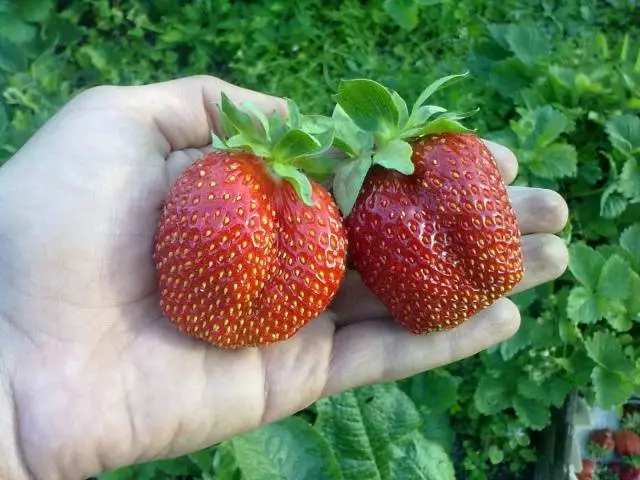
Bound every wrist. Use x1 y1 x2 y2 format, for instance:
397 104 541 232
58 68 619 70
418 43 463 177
0 364 33 480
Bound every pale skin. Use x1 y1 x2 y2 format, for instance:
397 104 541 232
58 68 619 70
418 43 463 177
0 76 569 480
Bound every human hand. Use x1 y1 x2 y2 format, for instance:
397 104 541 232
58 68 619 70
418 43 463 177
0 76 568 480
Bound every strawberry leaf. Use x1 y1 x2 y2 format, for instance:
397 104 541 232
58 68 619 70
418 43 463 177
584 331 634 374
315 383 453 479
626 272 640 319
332 104 374 156
399 370 461 414
411 72 468 113
216 417 343 480
620 223 640 261
272 129 322 162
417 112 474 137
568 243 605 290
241 100 272 140
292 156 339 182
600 183 628 218
372 138 414 175
499 315 535 360
335 78 399 134
383 0 419 31
620 157 640 199
475 376 511 415
406 105 447 132
601 299 632 332
268 110 288 145
529 143 577 179
567 286 599 324
592 367 634 409
512 396 550 430
271 163 314 206
605 114 640 156
301 115 336 152
333 155 373 216
521 106 569 150
225 134 271 158
220 92 267 145
504 24 549 66
391 90 409 128
211 131 228 150
389 432 455 480
597 254 631 301
285 98 302 129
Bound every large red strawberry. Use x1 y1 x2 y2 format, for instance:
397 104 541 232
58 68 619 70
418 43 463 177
577 459 594 480
331 74 524 333
615 430 640 457
154 95 346 348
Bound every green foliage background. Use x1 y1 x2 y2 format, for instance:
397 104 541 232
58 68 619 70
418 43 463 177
1 0 639 478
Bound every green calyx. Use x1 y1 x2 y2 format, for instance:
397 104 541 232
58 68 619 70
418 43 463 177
331 72 478 217
211 93 336 206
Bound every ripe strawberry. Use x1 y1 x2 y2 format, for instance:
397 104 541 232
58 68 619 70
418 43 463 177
154 95 346 348
577 459 594 480
331 74 524 333
615 430 640 457
589 429 615 459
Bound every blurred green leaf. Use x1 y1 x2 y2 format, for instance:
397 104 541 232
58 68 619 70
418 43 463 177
474 376 511 415
529 143 577 179
567 286 599 324
0 38 28 72
521 106 569 150
597 254 631 301
568 243 605 290
315 383 422 479
389 431 455 480
217 417 342 480
383 0 419 30
488 445 504 464
401 371 461 414
0 13 36 43
606 114 640 156
512 396 550 430
15 0 54 22
592 366 634 409
620 157 640 199
0 103 7 134
504 24 550 66
600 185 628 218
499 316 535 360
584 331 634 374
97 467 135 480
419 412 455 452
189 448 215 473
620 223 640 260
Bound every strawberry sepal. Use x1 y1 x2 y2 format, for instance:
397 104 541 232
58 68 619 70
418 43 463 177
211 93 336 205
331 72 479 216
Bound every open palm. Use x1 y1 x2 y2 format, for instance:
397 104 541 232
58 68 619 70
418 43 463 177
0 76 569 480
